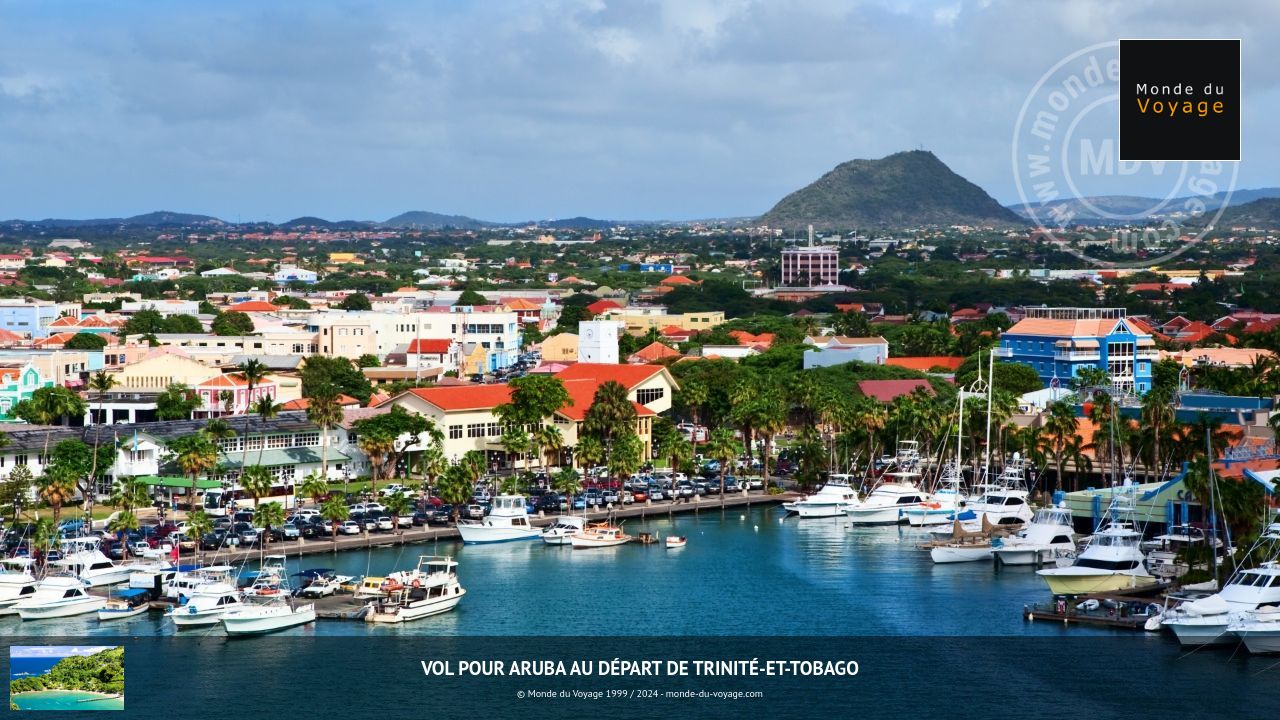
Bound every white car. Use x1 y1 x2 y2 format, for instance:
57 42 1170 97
396 515 413 528
294 508 319 518
339 521 361 535
376 516 394 531
379 485 410 497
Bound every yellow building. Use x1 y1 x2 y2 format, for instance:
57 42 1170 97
459 342 489 376
539 333 578 362
604 308 725 335
327 252 363 266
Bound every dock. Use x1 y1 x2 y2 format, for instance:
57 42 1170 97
1022 586 1170 630
199 491 794 565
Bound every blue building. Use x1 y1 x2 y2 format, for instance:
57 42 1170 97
0 300 68 340
1000 308 1155 394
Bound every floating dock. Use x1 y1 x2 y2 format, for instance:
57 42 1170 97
1022 586 1170 630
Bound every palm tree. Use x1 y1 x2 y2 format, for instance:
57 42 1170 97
86 371 115 513
240 465 275 510
320 494 350 543
533 425 564 470
750 391 788 493
106 510 139 537
35 464 77 524
552 466 581 510
185 510 214 565
306 389 344 482
418 444 448 496
1140 388 1176 483
219 390 234 416
574 435 605 472
383 493 412 532
298 471 329 509
357 432 395 495
1042 401 1079 492
251 395 284 466
109 475 150 513
254 501 286 551
499 426 532 472
703 427 742 503
167 432 217 513
437 463 474 523
15 386 88 467
236 359 270 472
31 517 58 565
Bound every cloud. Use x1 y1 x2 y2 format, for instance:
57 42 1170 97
0 0 1276 220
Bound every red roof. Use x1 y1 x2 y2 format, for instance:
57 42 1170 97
660 275 697 285
628 341 680 362
728 330 774 347
230 301 279 312
407 339 454 354
856 379 935 403
586 299 622 315
280 394 361 411
553 362 667 390
401 378 654 419
659 325 694 338
885 356 965 372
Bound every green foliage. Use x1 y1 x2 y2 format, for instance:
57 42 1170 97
211 310 255 336
301 355 373 404
64 332 107 350
954 358 1045 396
356 353 381 368
456 288 488 306
9 646 124 696
155 383 201 420
338 293 372 311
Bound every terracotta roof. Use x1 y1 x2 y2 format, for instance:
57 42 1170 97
885 356 965 372
856 379 935 403
0 329 24 343
659 325 694 337
553 362 667 390
660 275 698 285
401 378 654 420
728 330 774 347
279 394 362 411
629 341 680 362
34 332 78 347
1005 317 1146 337
586 299 622 315
503 298 541 311
407 339 454 354
49 315 81 327
229 301 279 313
196 372 276 389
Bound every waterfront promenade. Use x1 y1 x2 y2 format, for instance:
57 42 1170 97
210 491 796 564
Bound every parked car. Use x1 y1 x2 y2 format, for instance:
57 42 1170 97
379 484 410 498
743 478 764 491
272 523 301 541
621 491 635 505
237 526 261 546
339 520 361 535
465 504 486 520
601 488 620 504
675 481 696 498
429 506 454 525
375 516 394 532
411 511 431 527
583 488 604 507
535 493 562 513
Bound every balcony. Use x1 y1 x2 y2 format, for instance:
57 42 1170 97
1055 350 1100 361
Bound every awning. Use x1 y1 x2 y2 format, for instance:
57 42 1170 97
140 476 221 490
1072 339 1100 348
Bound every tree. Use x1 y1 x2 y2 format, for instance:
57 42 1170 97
352 405 434 487
1074 366 1111 391
499 426 531 471
167 431 217 511
320 494 350 543
119 308 168 337
338 293 372 311
109 475 150 513
1041 400 1080 492
165 314 204 333
86 370 116 510
106 510 139 536
358 433 395 493
703 427 742 502
65 332 107 350
48 438 111 517
155 383 201 421
437 463 473 523
211 311 255 336
574 435 605 471
240 465 275 509
456 288 487 306
298 471 329 507
250 394 284 466
14 385 88 464
552 467 582 509
186 510 214 564
254 501 286 549
357 354 381 368
237 358 270 469
1 466 33 520
384 493 412 531
35 463 77 524
301 355 373 404
533 425 564 470
608 433 643 484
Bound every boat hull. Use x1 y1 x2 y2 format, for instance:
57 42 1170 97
904 508 956 527
222 605 316 636
541 531 577 546
80 569 135 588
98 605 148 621
169 608 229 628
930 545 992 564
571 537 632 549
456 526 540 544
793 504 854 519
1037 570 1158 596
992 546 1062 566
844 506 905 525
1165 617 1234 646
17 598 107 620
1233 623 1280 653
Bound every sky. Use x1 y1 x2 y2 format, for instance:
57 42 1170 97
1 0 1278 222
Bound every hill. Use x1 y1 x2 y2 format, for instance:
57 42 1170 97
539 216 614 230
381 210 494 230
759 150 1023 230
1211 198 1280 228
1009 187 1280 223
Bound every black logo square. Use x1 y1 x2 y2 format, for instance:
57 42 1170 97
1119 39 1239 161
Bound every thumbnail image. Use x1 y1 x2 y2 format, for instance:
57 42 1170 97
9 646 123 711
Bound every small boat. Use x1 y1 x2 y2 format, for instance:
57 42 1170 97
991 506 1077 566
97 588 151 621
167 581 244 628
638 532 659 545
541 516 586 545
456 494 540 544
925 517 1007 564
242 556 289 597
665 536 687 549
165 565 236 600
0 557 39 615
49 537 134 587
221 596 316 636
353 576 389 600
13 575 107 620
571 523 633 549
782 475 861 518
365 556 466 624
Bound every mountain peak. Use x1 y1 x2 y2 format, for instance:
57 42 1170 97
760 150 1024 230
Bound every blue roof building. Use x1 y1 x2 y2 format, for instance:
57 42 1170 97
1000 307 1156 394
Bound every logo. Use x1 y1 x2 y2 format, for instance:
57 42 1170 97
1011 41 1238 268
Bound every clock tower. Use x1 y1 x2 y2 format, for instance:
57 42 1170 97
578 320 620 364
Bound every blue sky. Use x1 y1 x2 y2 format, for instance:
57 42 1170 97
1 0 1276 222
11 646 117 659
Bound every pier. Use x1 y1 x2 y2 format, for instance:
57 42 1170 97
1022 586 1170 630
201 491 795 565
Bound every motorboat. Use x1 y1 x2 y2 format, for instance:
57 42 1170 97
844 472 929 525
1037 496 1156 595
541 515 586 545
926 516 1009 564
666 536 687 549
166 565 236 600
97 588 151 621
992 507 1077 566
221 596 316 636
13 575 107 620
571 523 633 548
456 494 540 544
782 475 861 518
1231 605 1280 653
965 460 1034 527
49 537 133 587
903 463 970 527
1144 525 1230 580
353 576 390 600
168 581 245 628
128 563 179 595
0 557 38 614
364 556 466 624
1165 522 1280 646
294 569 352 598
242 556 289 597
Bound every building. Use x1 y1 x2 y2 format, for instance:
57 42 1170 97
0 300 78 339
781 229 840 285
193 372 280 418
578 320 620 364
539 333 579 363
598 306 725 335
802 336 889 369
406 338 461 375
1000 307 1156 393
274 266 318 284
0 364 54 420
120 299 201 317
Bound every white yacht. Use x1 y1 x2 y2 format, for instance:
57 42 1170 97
13 575 107 620
844 471 929 525
1037 498 1156 595
168 581 245 628
1229 602 1280 653
365 556 466 624
992 507 1077 566
221 596 316 636
0 557 38 614
1166 522 1280 646
966 460 1033 527
903 463 970 527
783 475 861 518
541 516 586 545
456 495 540 544
50 537 133 587
166 565 237 600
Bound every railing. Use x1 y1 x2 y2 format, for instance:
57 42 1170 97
1055 350 1100 361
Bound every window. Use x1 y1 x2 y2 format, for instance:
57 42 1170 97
449 425 463 440
467 423 485 438
637 387 664 405
267 435 290 449
246 438 264 451
293 433 320 447
15 454 27 466
487 422 501 437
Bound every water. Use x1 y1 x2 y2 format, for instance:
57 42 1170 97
9 655 61 679
11 690 124 710
3 507 1114 638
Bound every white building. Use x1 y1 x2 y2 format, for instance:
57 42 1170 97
578 320 620 364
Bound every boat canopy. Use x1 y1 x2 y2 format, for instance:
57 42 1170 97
113 588 150 598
